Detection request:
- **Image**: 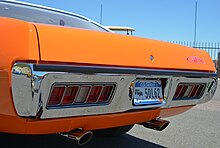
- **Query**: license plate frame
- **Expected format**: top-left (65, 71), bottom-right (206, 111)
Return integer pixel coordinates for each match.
top-left (133, 80), bottom-right (163, 106)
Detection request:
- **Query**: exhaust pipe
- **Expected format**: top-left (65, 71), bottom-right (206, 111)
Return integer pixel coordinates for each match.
top-left (61, 129), bottom-right (93, 145)
top-left (141, 118), bottom-right (170, 131)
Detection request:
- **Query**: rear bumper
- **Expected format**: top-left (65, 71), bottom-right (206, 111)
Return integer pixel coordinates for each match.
top-left (11, 62), bottom-right (217, 119)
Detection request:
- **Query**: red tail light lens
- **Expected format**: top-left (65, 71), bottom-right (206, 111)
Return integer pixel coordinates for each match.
top-left (87, 86), bottom-right (103, 103)
top-left (61, 86), bottom-right (79, 105)
top-left (178, 85), bottom-right (188, 97)
top-left (189, 85), bottom-right (199, 97)
top-left (173, 83), bottom-right (205, 100)
top-left (47, 83), bottom-right (116, 108)
top-left (99, 85), bottom-right (114, 102)
top-left (174, 85), bottom-right (183, 98)
top-left (48, 86), bottom-right (65, 106)
top-left (196, 85), bottom-right (205, 97)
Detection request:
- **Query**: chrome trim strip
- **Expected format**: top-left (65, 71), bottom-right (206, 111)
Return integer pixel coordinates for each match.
top-left (33, 64), bottom-right (217, 78)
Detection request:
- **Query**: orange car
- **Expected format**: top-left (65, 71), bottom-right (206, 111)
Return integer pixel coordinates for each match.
top-left (0, 0), bottom-right (218, 145)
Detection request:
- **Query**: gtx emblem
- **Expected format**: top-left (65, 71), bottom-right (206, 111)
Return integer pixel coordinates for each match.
top-left (187, 56), bottom-right (206, 64)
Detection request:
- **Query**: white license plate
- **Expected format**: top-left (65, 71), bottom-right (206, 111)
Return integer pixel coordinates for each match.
top-left (133, 80), bottom-right (163, 105)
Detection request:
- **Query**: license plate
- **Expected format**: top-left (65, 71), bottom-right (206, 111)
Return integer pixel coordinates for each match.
top-left (133, 80), bottom-right (163, 105)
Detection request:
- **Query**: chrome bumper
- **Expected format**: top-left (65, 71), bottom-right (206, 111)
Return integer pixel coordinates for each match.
top-left (11, 63), bottom-right (217, 119)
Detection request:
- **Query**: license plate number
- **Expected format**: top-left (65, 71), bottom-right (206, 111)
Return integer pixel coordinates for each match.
top-left (133, 80), bottom-right (163, 105)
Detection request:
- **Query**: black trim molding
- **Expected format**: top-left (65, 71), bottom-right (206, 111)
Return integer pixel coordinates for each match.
top-left (33, 64), bottom-right (217, 78)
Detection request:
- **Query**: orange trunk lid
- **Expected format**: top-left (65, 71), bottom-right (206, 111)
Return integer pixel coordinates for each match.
top-left (34, 23), bottom-right (216, 72)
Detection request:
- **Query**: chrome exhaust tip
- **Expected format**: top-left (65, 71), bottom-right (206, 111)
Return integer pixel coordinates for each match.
top-left (61, 129), bottom-right (93, 145)
top-left (141, 118), bottom-right (170, 131)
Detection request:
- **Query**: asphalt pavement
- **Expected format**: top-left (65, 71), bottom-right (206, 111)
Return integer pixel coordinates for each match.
top-left (1, 83), bottom-right (220, 148)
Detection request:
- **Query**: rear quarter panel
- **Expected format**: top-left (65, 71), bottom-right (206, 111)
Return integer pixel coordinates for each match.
top-left (0, 17), bottom-right (39, 116)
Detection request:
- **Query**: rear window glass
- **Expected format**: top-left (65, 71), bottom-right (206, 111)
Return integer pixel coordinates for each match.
top-left (0, 2), bottom-right (108, 32)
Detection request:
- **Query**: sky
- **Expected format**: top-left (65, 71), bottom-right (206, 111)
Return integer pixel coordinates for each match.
top-left (18, 0), bottom-right (220, 42)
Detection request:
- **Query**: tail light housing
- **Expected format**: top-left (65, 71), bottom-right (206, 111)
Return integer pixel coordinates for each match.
top-left (173, 83), bottom-right (206, 100)
top-left (47, 83), bottom-right (116, 108)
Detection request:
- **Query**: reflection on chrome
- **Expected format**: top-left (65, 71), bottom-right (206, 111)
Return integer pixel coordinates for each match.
top-left (12, 63), bottom-right (32, 77)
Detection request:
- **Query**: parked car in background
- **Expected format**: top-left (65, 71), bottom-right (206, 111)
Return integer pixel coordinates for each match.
top-left (0, 0), bottom-right (217, 145)
top-left (106, 26), bottom-right (135, 35)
